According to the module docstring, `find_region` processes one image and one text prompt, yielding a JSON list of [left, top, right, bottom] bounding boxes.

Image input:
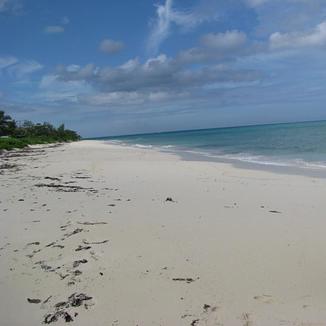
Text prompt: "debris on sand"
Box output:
[[57, 273, 70, 280], [26, 241, 40, 246], [269, 210, 282, 214], [35, 183, 98, 193], [75, 245, 91, 252], [72, 270, 82, 276], [68, 293, 93, 307], [172, 277, 198, 283], [52, 244, 64, 249], [44, 312, 59, 324], [0, 163, 18, 170], [43, 296, 52, 304], [44, 311, 74, 324], [73, 175, 91, 179], [82, 239, 109, 245], [27, 298, 41, 304], [73, 259, 88, 268], [165, 197, 176, 202], [64, 228, 83, 238], [26, 249, 42, 258], [45, 241, 56, 247], [35, 261, 58, 272], [44, 177, 61, 181], [43, 293, 93, 324], [63, 312, 74, 322], [77, 221, 108, 225]]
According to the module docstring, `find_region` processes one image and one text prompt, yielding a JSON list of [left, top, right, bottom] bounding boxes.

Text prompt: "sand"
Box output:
[[1, 140, 326, 326]]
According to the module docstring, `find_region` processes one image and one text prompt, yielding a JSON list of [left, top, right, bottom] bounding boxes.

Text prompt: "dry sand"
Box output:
[[1, 140, 326, 326]]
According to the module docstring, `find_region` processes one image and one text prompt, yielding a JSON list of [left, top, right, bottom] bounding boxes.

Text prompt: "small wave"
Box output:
[[134, 144, 153, 149], [97, 140, 326, 171], [106, 139, 124, 144], [161, 145, 176, 149], [181, 149, 326, 170]]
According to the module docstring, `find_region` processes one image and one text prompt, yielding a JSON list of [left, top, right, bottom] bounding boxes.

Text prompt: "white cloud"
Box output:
[[176, 30, 252, 65], [147, 0, 174, 54], [38, 74, 92, 103], [201, 30, 247, 50], [44, 25, 65, 34], [84, 92, 144, 106], [270, 21, 326, 49], [120, 58, 139, 71], [147, 0, 216, 54], [7, 60, 43, 78], [0, 57, 42, 78], [246, 0, 323, 6], [245, 0, 269, 7], [0, 56, 17, 70], [55, 53, 261, 109], [99, 39, 124, 54], [83, 90, 182, 106]]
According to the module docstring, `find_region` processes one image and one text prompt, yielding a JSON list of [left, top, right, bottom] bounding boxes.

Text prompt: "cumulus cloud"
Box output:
[[270, 21, 326, 49], [44, 25, 65, 34], [176, 30, 251, 65], [53, 52, 261, 109], [99, 39, 124, 54], [38, 74, 92, 103], [201, 30, 247, 50]]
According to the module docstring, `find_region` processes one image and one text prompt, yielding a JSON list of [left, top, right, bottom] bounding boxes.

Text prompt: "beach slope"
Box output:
[[1, 140, 326, 325]]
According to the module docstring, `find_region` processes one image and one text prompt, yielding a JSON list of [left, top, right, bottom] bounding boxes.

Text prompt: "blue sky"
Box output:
[[1, 0, 326, 137]]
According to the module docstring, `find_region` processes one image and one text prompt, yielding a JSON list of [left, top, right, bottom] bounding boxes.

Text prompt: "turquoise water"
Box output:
[[97, 120, 326, 170]]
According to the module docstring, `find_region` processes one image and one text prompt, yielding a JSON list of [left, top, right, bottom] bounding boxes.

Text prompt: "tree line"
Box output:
[[0, 110, 80, 150]]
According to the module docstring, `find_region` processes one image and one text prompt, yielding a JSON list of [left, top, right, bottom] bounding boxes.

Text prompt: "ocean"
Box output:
[[96, 120, 326, 171]]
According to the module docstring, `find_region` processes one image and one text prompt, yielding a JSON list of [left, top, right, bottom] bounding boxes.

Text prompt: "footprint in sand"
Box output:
[[253, 294, 273, 304]]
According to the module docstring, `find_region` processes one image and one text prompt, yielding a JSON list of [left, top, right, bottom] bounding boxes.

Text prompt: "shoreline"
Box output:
[[96, 140, 326, 179], [1, 140, 326, 325]]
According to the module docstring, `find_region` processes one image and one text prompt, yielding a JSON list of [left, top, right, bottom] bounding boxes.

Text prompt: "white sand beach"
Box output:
[[1, 140, 326, 326]]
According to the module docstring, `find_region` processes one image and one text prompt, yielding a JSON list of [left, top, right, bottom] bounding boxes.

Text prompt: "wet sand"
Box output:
[[1, 140, 326, 325]]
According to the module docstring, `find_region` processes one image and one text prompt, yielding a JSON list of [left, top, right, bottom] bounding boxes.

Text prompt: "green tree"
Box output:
[[0, 110, 80, 150], [0, 111, 16, 136]]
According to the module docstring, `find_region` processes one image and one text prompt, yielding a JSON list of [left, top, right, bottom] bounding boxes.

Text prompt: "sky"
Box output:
[[1, 0, 326, 137]]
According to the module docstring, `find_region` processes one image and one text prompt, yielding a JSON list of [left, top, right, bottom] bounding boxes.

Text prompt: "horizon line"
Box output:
[[85, 118, 326, 140]]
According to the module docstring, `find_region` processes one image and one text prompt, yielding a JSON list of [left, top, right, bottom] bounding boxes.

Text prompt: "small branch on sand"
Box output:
[[82, 239, 109, 245], [77, 221, 108, 226]]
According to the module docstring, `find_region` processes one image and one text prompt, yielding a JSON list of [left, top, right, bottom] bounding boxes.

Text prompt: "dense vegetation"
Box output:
[[0, 110, 80, 151]]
